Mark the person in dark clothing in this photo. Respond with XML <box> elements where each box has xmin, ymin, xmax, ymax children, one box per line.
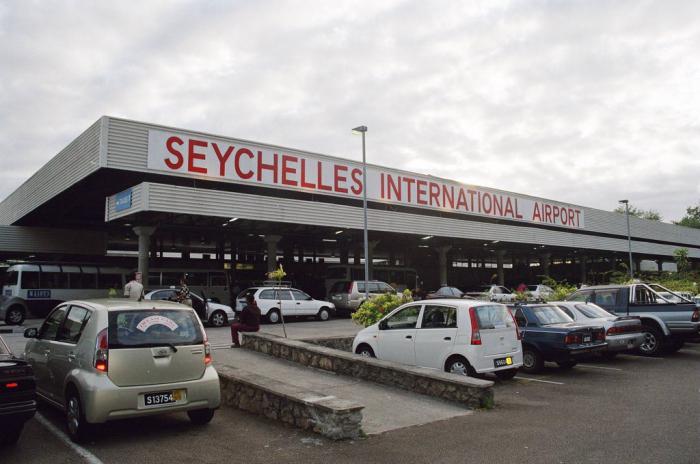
<box><xmin>231</xmin><ymin>294</ymin><xmax>261</xmax><ymax>347</ymax></box>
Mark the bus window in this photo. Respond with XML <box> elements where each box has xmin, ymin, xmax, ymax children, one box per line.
<box><xmin>22</xmin><ymin>271</ymin><xmax>41</xmax><ymax>289</ymax></box>
<box><xmin>43</xmin><ymin>272</ymin><xmax>68</xmax><ymax>289</ymax></box>
<box><xmin>5</xmin><ymin>271</ymin><xmax>19</xmax><ymax>286</ymax></box>
<box><xmin>81</xmin><ymin>273</ymin><xmax>97</xmax><ymax>289</ymax></box>
<box><xmin>98</xmin><ymin>273</ymin><xmax>122</xmax><ymax>289</ymax></box>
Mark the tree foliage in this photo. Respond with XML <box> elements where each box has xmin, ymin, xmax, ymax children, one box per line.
<box><xmin>674</xmin><ymin>203</ymin><xmax>700</xmax><ymax>229</ymax></box>
<box><xmin>613</xmin><ymin>204</ymin><xmax>662</xmax><ymax>221</ymax></box>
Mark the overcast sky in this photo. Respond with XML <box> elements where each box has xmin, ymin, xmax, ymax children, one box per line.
<box><xmin>1</xmin><ymin>0</ymin><xmax>699</xmax><ymax>221</ymax></box>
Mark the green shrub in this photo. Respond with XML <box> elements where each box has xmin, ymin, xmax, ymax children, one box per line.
<box><xmin>351</xmin><ymin>289</ymin><xmax>413</xmax><ymax>327</ymax></box>
<box><xmin>540</xmin><ymin>277</ymin><xmax>578</xmax><ymax>301</ymax></box>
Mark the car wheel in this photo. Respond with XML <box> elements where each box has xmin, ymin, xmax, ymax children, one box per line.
<box><xmin>208</xmin><ymin>311</ymin><xmax>227</xmax><ymax>327</ymax></box>
<box><xmin>4</xmin><ymin>305</ymin><xmax>25</xmax><ymax>325</ymax></box>
<box><xmin>638</xmin><ymin>324</ymin><xmax>664</xmax><ymax>356</ymax></box>
<box><xmin>267</xmin><ymin>309</ymin><xmax>281</xmax><ymax>324</ymax></box>
<box><xmin>187</xmin><ymin>408</ymin><xmax>215</xmax><ymax>425</ymax></box>
<box><xmin>317</xmin><ymin>307</ymin><xmax>330</xmax><ymax>321</ymax></box>
<box><xmin>521</xmin><ymin>348</ymin><xmax>544</xmax><ymax>373</ymax></box>
<box><xmin>556</xmin><ymin>360</ymin><xmax>577</xmax><ymax>370</ymax></box>
<box><xmin>445</xmin><ymin>356</ymin><xmax>476</xmax><ymax>377</ymax></box>
<box><xmin>494</xmin><ymin>368</ymin><xmax>518</xmax><ymax>381</ymax></box>
<box><xmin>65</xmin><ymin>390</ymin><xmax>92</xmax><ymax>443</ymax></box>
<box><xmin>355</xmin><ymin>344</ymin><xmax>375</xmax><ymax>358</ymax></box>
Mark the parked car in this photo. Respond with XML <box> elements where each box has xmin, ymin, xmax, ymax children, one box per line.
<box><xmin>465</xmin><ymin>285</ymin><xmax>516</xmax><ymax>303</ymax></box>
<box><xmin>552</xmin><ymin>301</ymin><xmax>644</xmax><ymax>359</ymax></box>
<box><xmin>0</xmin><ymin>335</ymin><xmax>36</xmax><ymax>445</ymax></box>
<box><xmin>23</xmin><ymin>299</ymin><xmax>221</xmax><ymax>442</ymax></box>
<box><xmin>236</xmin><ymin>287</ymin><xmax>336</xmax><ymax>323</ymax></box>
<box><xmin>566</xmin><ymin>283</ymin><xmax>700</xmax><ymax>355</ymax></box>
<box><xmin>526</xmin><ymin>284</ymin><xmax>554</xmax><ymax>302</ymax></box>
<box><xmin>144</xmin><ymin>289</ymin><xmax>236</xmax><ymax>327</ymax></box>
<box><xmin>425</xmin><ymin>286</ymin><xmax>470</xmax><ymax>299</ymax></box>
<box><xmin>352</xmin><ymin>299</ymin><xmax>523</xmax><ymax>380</ymax></box>
<box><xmin>328</xmin><ymin>280</ymin><xmax>396</xmax><ymax>315</ymax></box>
<box><xmin>510</xmin><ymin>304</ymin><xmax>607</xmax><ymax>373</ymax></box>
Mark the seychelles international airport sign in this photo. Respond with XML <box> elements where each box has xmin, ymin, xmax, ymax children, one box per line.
<box><xmin>147</xmin><ymin>129</ymin><xmax>584</xmax><ymax>229</ymax></box>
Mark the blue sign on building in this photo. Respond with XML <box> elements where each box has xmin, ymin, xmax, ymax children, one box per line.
<box><xmin>27</xmin><ymin>289</ymin><xmax>51</xmax><ymax>299</ymax></box>
<box><xmin>115</xmin><ymin>188</ymin><xmax>133</xmax><ymax>212</ymax></box>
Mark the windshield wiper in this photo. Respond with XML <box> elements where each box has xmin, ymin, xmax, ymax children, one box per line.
<box><xmin>165</xmin><ymin>343</ymin><xmax>178</xmax><ymax>353</ymax></box>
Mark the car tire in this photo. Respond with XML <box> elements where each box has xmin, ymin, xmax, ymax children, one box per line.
<box><xmin>208</xmin><ymin>311</ymin><xmax>227</xmax><ymax>327</ymax></box>
<box><xmin>317</xmin><ymin>307</ymin><xmax>330</xmax><ymax>321</ymax></box>
<box><xmin>638</xmin><ymin>324</ymin><xmax>665</xmax><ymax>356</ymax></box>
<box><xmin>187</xmin><ymin>409</ymin><xmax>215</xmax><ymax>425</ymax></box>
<box><xmin>521</xmin><ymin>347</ymin><xmax>544</xmax><ymax>373</ymax></box>
<box><xmin>355</xmin><ymin>344</ymin><xmax>375</xmax><ymax>358</ymax></box>
<box><xmin>4</xmin><ymin>305</ymin><xmax>25</xmax><ymax>325</ymax></box>
<box><xmin>65</xmin><ymin>390</ymin><xmax>92</xmax><ymax>443</ymax></box>
<box><xmin>445</xmin><ymin>355</ymin><xmax>476</xmax><ymax>377</ymax></box>
<box><xmin>556</xmin><ymin>360</ymin><xmax>577</xmax><ymax>370</ymax></box>
<box><xmin>494</xmin><ymin>368</ymin><xmax>518</xmax><ymax>381</ymax></box>
<box><xmin>266</xmin><ymin>309</ymin><xmax>281</xmax><ymax>324</ymax></box>
<box><xmin>664</xmin><ymin>338</ymin><xmax>685</xmax><ymax>354</ymax></box>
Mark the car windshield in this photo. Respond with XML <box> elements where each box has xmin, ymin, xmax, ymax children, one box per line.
<box><xmin>530</xmin><ymin>305</ymin><xmax>573</xmax><ymax>325</ymax></box>
<box><xmin>330</xmin><ymin>281</ymin><xmax>350</xmax><ymax>293</ymax></box>
<box><xmin>0</xmin><ymin>338</ymin><xmax>9</xmax><ymax>355</ymax></box>
<box><xmin>237</xmin><ymin>288</ymin><xmax>257</xmax><ymax>300</ymax></box>
<box><xmin>474</xmin><ymin>305</ymin><xmax>515</xmax><ymax>329</ymax></box>
<box><xmin>574</xmin><ymin>304</ymin><xmax>613</xmax><ymax>319</ymax></box>
<box><xmin>108</xmin><ymin>309</ymin><xmax>204</xmax><ymax>349</ymax></box>
<box><xmin>527</xmin><ymin>285</ymin><xmax>539</xmax><ymax>291</ymax></box>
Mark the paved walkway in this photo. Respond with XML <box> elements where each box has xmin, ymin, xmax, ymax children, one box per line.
<box><xmin>211</xmin><ymin>344</ymin><xmax>472</xmax><ymax>435</ymax></box>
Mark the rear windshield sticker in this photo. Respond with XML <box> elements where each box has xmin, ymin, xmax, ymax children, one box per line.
<box><xmin>136</xmin><ymin>315</ymin><xmax>179</xmax><ymax>332</ymax></box>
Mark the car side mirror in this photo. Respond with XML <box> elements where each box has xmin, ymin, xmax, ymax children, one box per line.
<box><xmin>379</xmin><ymin>320</ymin><xmax>388</xmax><ymax>330</ymax></box>
<box><xmin>24</xmin><ymin>328</ymin><xmax>38</xmax><ymax>338</ymax></box>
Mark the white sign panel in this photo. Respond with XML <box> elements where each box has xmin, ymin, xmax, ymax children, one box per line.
<box><xmin>147</xmin><ymin>130</ymin><xmax>584</xmax><ymax>229</ymax></box>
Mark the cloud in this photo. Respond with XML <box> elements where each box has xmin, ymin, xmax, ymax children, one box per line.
<box><xmin>1</xmin><ymin>0</ymin><xmax>699</xmax><ymax>221</ymax></box>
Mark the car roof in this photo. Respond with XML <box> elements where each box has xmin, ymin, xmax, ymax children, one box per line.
<box><xmin>62</xmin><ymin>299</ymin><xmax>193</xmax><ymax>311</ymax></box>
<box><xmin>419</xmin><ymin>298</ymin><xmax>503</xmax><ymax>307</ymax></box>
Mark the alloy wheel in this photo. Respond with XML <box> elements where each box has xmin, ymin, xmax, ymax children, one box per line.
<box><xmin>640</xmin><ymin>332</ymin><xmax>657</xmax><ymax>353</ymax></box>
<box><xmin>67</xmin><ymin>396</ymin><xmax>80</xmax><ymax>437</ymax></box>
<box><xmin>211</xmin><ymin>312</ymin><xmax>225</xmax><ymax>327</ymax></box>
<box><xmin>7</xmin><ymin>308</ymin><xmax>23</xmax><ymax>324</ymax></box>
<box><xmin>523</xmin><ymin>352</ymin><xmax>535</xmax><ymax>369</ymax></box>
<box><xmin>449</xmin><ymin>361</ymin><xmax>468</xmax><ymax>376</ymax></box>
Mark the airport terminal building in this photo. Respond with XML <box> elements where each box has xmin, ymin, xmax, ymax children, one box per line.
<box><xmin>1</xmin><ymin>116</ymin><xmax>699</xmax><ymax>300</ymax></box>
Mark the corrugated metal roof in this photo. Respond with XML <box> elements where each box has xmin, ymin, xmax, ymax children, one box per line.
<box><xmin>0</xmin><ymin>225</ymin><xmax>106</xmax><ymax>254</ymax></box>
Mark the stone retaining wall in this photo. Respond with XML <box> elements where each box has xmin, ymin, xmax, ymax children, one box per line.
<box><xmin>241</xmin><ymin>333</ymin><xmax>494</xmax><ymax>409</ymax></box>
<box><xmin>217</xmin><ymin>365</ymin><xmax>364</xmax><ymax>440</ymax></box>
<box><xmin>303</xmin><ymin>336</ymin><xmax>355</xmax><ymax>352</ymax></box>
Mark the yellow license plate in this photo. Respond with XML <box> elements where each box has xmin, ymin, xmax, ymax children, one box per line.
<box><xmin>505</xmin><ymin>357</ymin><xmax>513</xmax><ymax>365</ymax></box>
<box><xmin>172</xmin><ymin>390</ymin><xmax>183</xmax><ymax>401</ymax></box>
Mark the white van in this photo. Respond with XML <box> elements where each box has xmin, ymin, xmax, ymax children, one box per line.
<box><xmin>352</xmin><ymin>299</ymin><xmax>523</xmax><ymax>380</ymax></box>
<box><xmin>1</xmin><ymin>264</ymin><xmax>127</xmax><ymax>324</ymax></box>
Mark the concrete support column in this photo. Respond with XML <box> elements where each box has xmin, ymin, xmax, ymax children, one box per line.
<box><xmin>634</xmin><ymin>257</ymin><xmax>643</xmax><ymax>274</ymax></box>
<box><xmin>656</xmin><ymin>259</ymin><xmax>663</xmax><ymax>272</ymax></box>
<box><xmin>133</xmin><ymin>226</ymin><xmax>156</xmax><ymax>284</ymax></box>
<box><xmin>610</xmin><ymin>254</ymin><xmax>617</xmax><ymax>271</ymax></box>
<box><xmin>496</xmin><ymin>250</ymin><xmax>506</xmax><ymax>286</ymax></box>
<box><xmin>353</xmin><ymin>247</ymin><xmax>361</xmax><ymax>265</ymax></box>
<box><xmin>580</xmin><ymin>255</ymin><xmax>588</xmax><ymax>285</ymax></box>
<box><xmin>436</xmin><ymin>246</ymin><xmax>452</xmax><ymax>286</ymax></box>
<box><xmin>539</xmin><ymin>252</ymin><xmax>551</xmax><ymax>277</ymax></box>
<box><xmin>265</xmin><ymin>235</ymin><xmax>282</xmax><ymax>273</ymax></box>
<box><xmin>339</xmin><ymin>244</ymin><xmax>349</xmax><ymax>265</ymax></box>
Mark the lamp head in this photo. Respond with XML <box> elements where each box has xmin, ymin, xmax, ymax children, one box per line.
<box><xmin>352</xmin><ymin>125</ymin><xmax>368</xmax><ymax>134</ymax></box>
<box><xmin>618</xmin><ymin>199</ymin><xmax>629</xmax><ymax>204</ymax></box>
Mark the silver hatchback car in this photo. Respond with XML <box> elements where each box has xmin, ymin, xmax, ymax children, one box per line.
<box><xmin>23</xmin><ymin>299</ymin><xmax>220</xmax><ymax>442</ymax></box>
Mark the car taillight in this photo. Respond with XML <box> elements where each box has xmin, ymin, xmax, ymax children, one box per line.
<box><xmin>202</xmin><ymin>330</ymin><xmax>212</xmax><ymax>365</ymax></box>
<box><xmin>94</xmin><ymin>328</ymin><xmax>109</xmax><ymax>373</ymax></box>
<box><xmin>565</xmin><ymin>333</ymin><xmax>583</xmax><ymax>345</ymax></box>
<box><xmin>692</xmin><ymin>310</ymin><xmax>699</xmax><ymax>322</ymax></box>
<box><xmin>5</xmin><ymin>382</ymin><xmax>18</xmax><ymax>389</ymax></box>
<box><xmin>606</xmin><ymin>326</ymin><xmax>620</xmax><ymax>336</ymax></box>
<box><xmin>468</xmin><ymin>307</ymin><xmax>481</xmax><ymax>345</ymax></box>
<box><xmin>594</xmin><ymin>330</ymin><xmax>605</xmax><ymax>341</ymax></box>
<box><xmin>509</xmin><ymin>310</ymin><xmax>522</xmax><ymax>340</ymax></box>
<box><xmin>347</xmin><ymin>282</ymin><xmax>354</xmax><ymax>293</ymax></box>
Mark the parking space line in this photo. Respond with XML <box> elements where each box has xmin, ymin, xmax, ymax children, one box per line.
<box><xmin>513</xmin><ymin>376</ymin><xmax>565</xmax><ymax>385</ymax></box>
<box><xmin>35</xmin><ymin>412</ymin><xmax>104</xmax><ymax>464</ymax></box>
<box><xmin>576</xmin><ymin>364</ymin><xmax>623</xmax><ymax>371</ymax></box>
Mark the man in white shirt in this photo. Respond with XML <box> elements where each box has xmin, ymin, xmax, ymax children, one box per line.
<box><xmin>124</xmin><ymin>271</ymin><xmax>144</xmax><ymax>301</ymax></box>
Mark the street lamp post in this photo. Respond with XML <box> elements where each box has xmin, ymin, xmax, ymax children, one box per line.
<box><xmin>619</xmin><ymin>199</ymin><xmax>634</xmax><ymax>279</ymax></box>
<box><xmin>352</xmin><ymin>125</ymin><xmax>369</xmax><ymax>301</ymax></box>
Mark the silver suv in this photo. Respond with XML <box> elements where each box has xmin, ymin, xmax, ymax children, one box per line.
<box><xmin>328</xmin><ymin>280</ymin><xmax>396</xmax><ymax>315</ymax></box>
<box><xmin>23</xmin><ymin>299</ymin><xmax>220</xmax><ymax>442</ymax></box>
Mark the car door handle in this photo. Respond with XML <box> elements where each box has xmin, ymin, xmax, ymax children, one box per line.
<box><xmin>296</xmin><ymin>302</ymin><xmax>301</xmax><ymax>305</ymax></box>
<box><xmin>67</xmin><ymin>353</ymin><xmax>76</xmax><ymax>362</ymax></box>
<box><xmin>405</xmin><ymin>335</ymin><xmax>413</xmax><ymax>339</ymax></box>
<box><xmin>444</xmin><ymin>337</ymin><xmax>452</xmax><ymax>341</ymax></box>
<box><xmin>43</xmin><ymin>349</ymin><xmax>50</xmax><ymax>356</ymax></box>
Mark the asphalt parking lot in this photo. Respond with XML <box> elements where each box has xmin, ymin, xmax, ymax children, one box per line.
<box><xmin>2</xmin><ymin>319</ymin><xmax>699</xmax><ymax>463</ymax></box>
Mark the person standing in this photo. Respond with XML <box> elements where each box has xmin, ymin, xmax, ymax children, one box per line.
<box><xmin>124</xmin><ymin>271</ymin><xmax>144</xmax><ymax>301</ymax></box>
<box><xmin>176</xmin><ymin>274</ymin><xmax>192</xmax><ymax>307</ymax></box>
<box><xmin>231</xmin><ymin>294</ymin><xmax>260</xmax><ymax>347</ymax></box>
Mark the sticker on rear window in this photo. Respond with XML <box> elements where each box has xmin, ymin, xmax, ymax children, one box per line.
<box><xmin>136</xmin><ymin>315</ymin><xmax>179</xmax><ymax>332</ymax></box>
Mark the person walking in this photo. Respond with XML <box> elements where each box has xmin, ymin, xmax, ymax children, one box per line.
<box><xmin>231</xmin><ymin>294</ymin><xmax>260</xmax><ymax>347</ymax></box>
<box><xmin>175</xmin><ymin>274</ymin><xmax>192</xmax><ymax>307</ymax></box>
<box><xmin>124</xmin><ymin>271</ymin><xmax>144</xmax><ymax>301</ymax></box>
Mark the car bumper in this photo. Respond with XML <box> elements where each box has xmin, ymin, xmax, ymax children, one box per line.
<box><xmin>0</xmin><ymin>400</ymin><xmax>36</xmax><ymax>423</ymax></box>
<box><xmin>606</xmin><ymin>333</ymin><xmax>645</xmax><ymax>352</ymax></box>
<box><xmin>82</xmin><ymin>366</ymin><xmax>221</xmax><ymax>424</ymax></box>
<box><xmin>473</xmin><ymin>351</ymin><xmax>523</xmax><ymax>374</ymax></box>
<box><xmin>546</xmin><ymin>343</ymin><xmax>607</xmax><ymax>361</ymax></box>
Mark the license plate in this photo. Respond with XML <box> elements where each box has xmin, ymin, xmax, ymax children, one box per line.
<box><xmin>494</xmin><ymin>356</ymin><xmax>513</xmax><ymax>368</ymax></box>
<box><xmin>583</xmin><ymin>335</ymin><xmax>592</xmax><ymax>343</ymax></box>
<box><xmin>144</xmin><ymin>390</ymin><xmax>182</xmax><ymax>407</ymax></box>
<box><xmin>332</xmin><ymin>295</ymin><xmax>341</xmax><ymax>300</ymax></box>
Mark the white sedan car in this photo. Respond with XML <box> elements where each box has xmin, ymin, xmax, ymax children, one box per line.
<box><xmin>236</xmin><ymin>287</ymin><xmax>335</xmax><ymax>323</ymax></box>
<box><xmin>144</xmin><ymin>289</ymin><xmax>236</xmax><ymax>327</ymax></box>
<box><xmin>352</xmin><ymin>299</ymin><xmax>523</xmax><ymax>380</ymax></box>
